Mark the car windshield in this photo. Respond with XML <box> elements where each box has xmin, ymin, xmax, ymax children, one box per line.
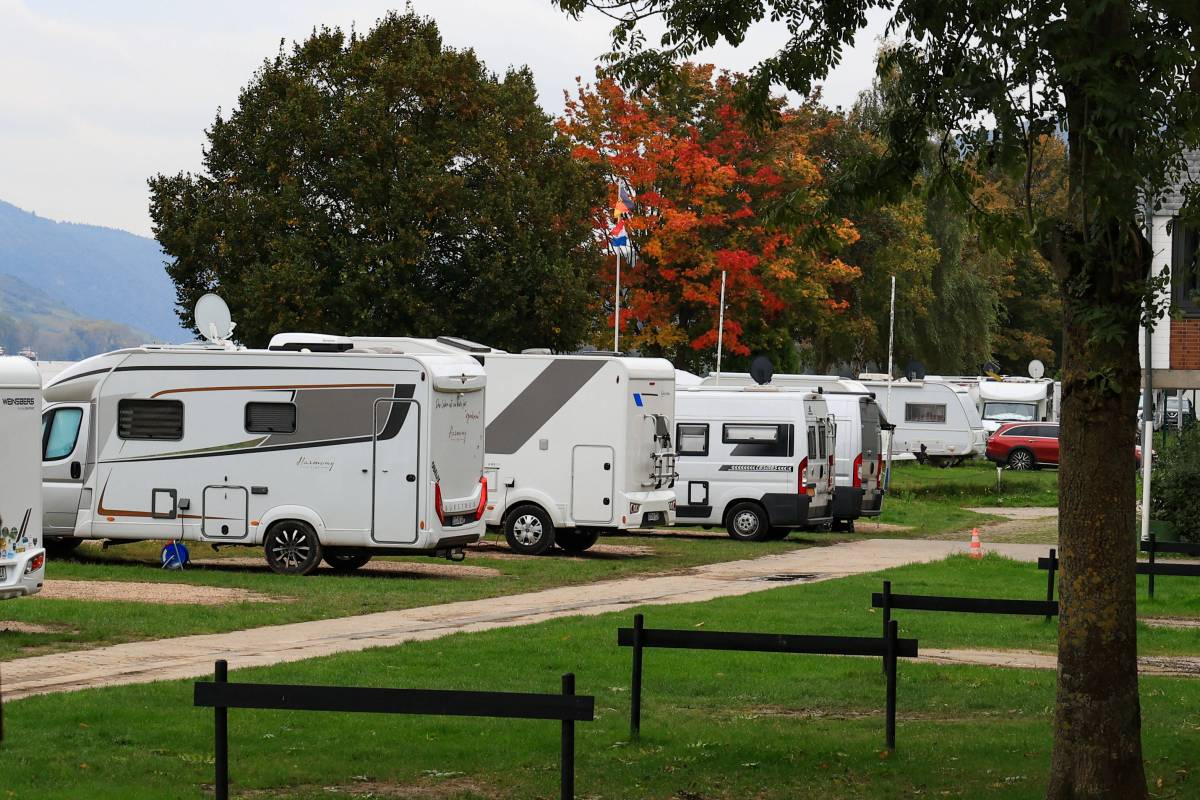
<box><xmin>983</xmin><ymin>402</ymin><xmax>1036</xmax><ymax>421</ymax></box>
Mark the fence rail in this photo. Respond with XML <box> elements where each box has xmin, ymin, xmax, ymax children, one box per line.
<box><xmin>1139</xmin><ymin>535</ymin><xmax>1200</xmax><ymax>597</ymax></box>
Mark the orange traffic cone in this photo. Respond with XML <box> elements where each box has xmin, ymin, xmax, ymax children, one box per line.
<box><xmin>969</xmin><ymin>528</ymin><xmax>983</xmax><ymax>560</ymax></box>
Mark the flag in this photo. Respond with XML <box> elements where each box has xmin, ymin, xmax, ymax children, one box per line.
<box><xmin>608</xmin><ymin>218</ymin><xmax>628</xmax><ymax>249</ymax></box>
<box><xmin>609</xmin><ymin>181</ymin><xmax>634</xmax><ymax>251</ymax></box>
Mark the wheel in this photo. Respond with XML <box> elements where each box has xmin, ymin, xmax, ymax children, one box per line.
<box><xmin>504</xmin><ymin>505</ymin><xmax>556</xmax><ymax>555</ymax></box>
<box><xmin>1007</xmin><ymin>448</ymin><xmax>1035</xmax><ymax>471</ymax></box>
<box><xmin>725</xmin><ymin>502</ymin><xmax>770</xmax><ymax>542</ymax></box>
<box><xmin>556</xmin><ymin>528</ymin><xmax>600</xmax><ymax>553</ymax></box>
<box><xmin>264</xmin><ymin>520</ymin><xmax>323</xmax><ymax>575</ymax></box>
<box><xmin>323</xmin><ymin>549</ymin><xmax>372</xmax><ymax>571</ymax></box>
<box><xmin>45</xmin><ymin>537</ymin><xmax>82</xmax><ymax>558</ymax></box>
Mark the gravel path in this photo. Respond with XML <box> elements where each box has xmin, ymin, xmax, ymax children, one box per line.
<box><xmin>3</xmin><ymin>539</ymin><xmax>1048</xmax><ymax>700</ymax></box>
<box><xmin>33</xmin><ymin>579</ymin><xmax>284</xmax><ymax>605</ymax></box>
<box><xmin>922</xmin><ymin>648</ymin><xmax>1200</xmax><ymax>677</ymax></box>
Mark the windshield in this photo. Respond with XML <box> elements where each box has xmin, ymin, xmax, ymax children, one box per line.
<box><xmin>983</xmin><ymin>402</ymin><xmax>1036</xmax><ymax>422</ymax></box>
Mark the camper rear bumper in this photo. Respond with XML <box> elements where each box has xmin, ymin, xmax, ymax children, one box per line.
<box><xmin>831</xmin><ymin>486</ymin><xmax>865</xmax><ymax>521</ymax></box>
<box><xmin>623</xmin><ymin>489</ymin><xmax>677</xmax><ymax>528</ymax></box>
<box><xmin>0</xmin><ymin>548</ymin><xmax>45</xmax><ymax>600</ymax></box>
<box><xmin>760</xmin><ymin>493</ymin><xmax>830</xmax><ymax>527</ymax></box>
<box><xmin>860</xmin><ymin>488</ymin><xmax>885</xmax><ymax>517</ymax></box>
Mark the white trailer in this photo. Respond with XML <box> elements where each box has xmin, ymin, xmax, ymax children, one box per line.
<box><xmin>673</xmin><ymin>387</ymin><xmax>836</xmax><ymax>540</ymax></box>
<box><xmin>1</xmin><ymin>356</ymin><xmax>46</xmax><ymax>599</ymax></box>
<box><xmin>269</xmin><ymin>334</ymin><xmax>679</xmax><ymax>555</ymax></box>
<box><xmin>857</xmin><ymin>378</ymin><xmax>986</xmax><ymax>465</ymax></box>
<box><xmin>976</xmin><ymin>378</ymin><xmax>1056</xmax><ymax>434</ymax></box>
<box><xmin>40</xmin><ymin>343</ymin><xmax>488</xmax><ymax>574</ymax></box>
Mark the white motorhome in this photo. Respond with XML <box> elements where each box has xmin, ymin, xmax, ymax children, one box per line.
<box><xmin>857</xmin><ymin>377</ymin><xmax>986</xmax><ymax>465</ymax></box>
<box><xmin>269</xmin><ymin>334</ymin><xmax>679</xmax><ymax>555</ymax></box>
<box><xmin>40</xmin><ymin>343</ymin><xmax>488</xmax><ymax>574</ymax></box>
<box><xmin>699</xmin><ymin>373</ymin><xmax>887</xmax><ymax>529</ymax></box>
<box><xmin>673</xmin><ymin>387</ymin><xmax>836</xmax><ymax>540</ymax></box>
<box><xmin>1</xmin><ymin>356</ymin><xmax>46</xmax><ymax>599</ymax></box>
<box><xmin>976</xmin><ymin>378</ymin><xmax>1056</xmax><ymax>434</ymax></box>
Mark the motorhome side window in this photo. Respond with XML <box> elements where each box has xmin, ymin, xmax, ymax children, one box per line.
<box><xmin>807</xmin><ymin>426</ymin><xmax>818</xmax><ymax>457</ymax></box>
<box><xmin>724</xmin><ymin>423</ymin><xmax>792</xmax><ymax>457</ymax></box>
<box><xmin>42</xmin><ymin>407</ymin><xmax>83</xmax><ymax>460</ymax></box>
<box><xmin>117</xmin><ymin>399</ymin><xmax>184</xmax><ymax>440</ymax></box>
<box><xmin>905</xmin><ymin>403</ymin><xmax>947</xmax><ymax>424</ymax></box>
<box><xmin>245</xmin><ymin>402</ymin><xmax>298</xmax><ymax>434</ymax></box>
<box><xmin>676</xmin><ymin>423</ymin><xmax>709</xmax><ymax>456</ymax></box>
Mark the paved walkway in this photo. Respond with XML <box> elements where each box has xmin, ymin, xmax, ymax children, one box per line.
<box><xmin>4</xmin><ymin>539</ymin><xmax>1049</xmax><ymax>701</ymax></box>
<box><xmin>925</xmin><ymin>648</ymin><xmax>1200</xmax><ymax>677</ymax></box>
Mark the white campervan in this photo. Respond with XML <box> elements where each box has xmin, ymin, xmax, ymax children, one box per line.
<box><xmin>858</xmin><ymin>377</ymin><xmax>986</xmax><ymax>466</ymax></box>
<box><xmin>269</xmin><ymin>335</ymin><xmax>679</xmax><ymax>555</ymax></box>
<box><xmin>40</xmin><ymin>343</ymin><xmax>488</xmax><ymax>574</ymax></box>
<box><xmin>700</xmin><ymin>373</ymin><xmax>888</xmax><ymax>530</ymax></box>
<box><xmin>674</xmin><ymin>387</ymin><xmax>836</xmax><ymax>540</ymax></box>
<box><xmin>976</xmin><ymin>378</ymin><xmax>1056</xmax><ymax>435</ymax></box>
<box><xmin>1</xmin><ymin>356</ymin><xmax>46</xmax><ymax>599</ymax></box>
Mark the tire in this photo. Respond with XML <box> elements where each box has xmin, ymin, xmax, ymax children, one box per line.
<box><xmin>1007</xmin><ymin>448</ymin><xmax>1035</xmax><ymax>471</ymax></box>
<box><xmin>323</xmin><ymin>549</ymin><xmax>372</xmax><ymax>572</ymax></box>
<box><xmin>504</xmin><ymin>505</ymin><xmax>556</xmax><ymax>556</ymax></box>
<box><xmin>45</xmin><ymin>537</ymin><xmax>82</xmax><ymax>558</ymax></box>
<box><xmin>725</xmin><ymin>502</ymin><xmax>770</xmax><ymax>542</ymax></box>
<box><xmin>264</xmin><ymin>520</ymin><xmax>323</xmax><ymax>575</ymax></box>
<box><xmin>556</xmin><ymin>528</ymin><xmax>600</xmax><ymax>553</ymax></box>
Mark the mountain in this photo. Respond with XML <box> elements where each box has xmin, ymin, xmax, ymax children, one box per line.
<box><xmin>0</xmin><ymin>200</ymin><xmax>186</xmax><ymax>343</ymax></box>
<box><xmin>0</xmin><ymin>274</ymin><xmax>153</xmax><ymax>360</ymax></box>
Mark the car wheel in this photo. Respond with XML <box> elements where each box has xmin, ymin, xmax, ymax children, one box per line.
<box><xmin>264</xmin><ymin>521</ymin><xmax>323</xmax><ymax>575</ymax></box>
<box><xmin>504</xmin><ymin>505</ymin><xmax>556</xmax><ymax>556</ymax></box>
<box><xmin>1007</xmin><ymin>448</ymin><xmax>1035</xmax><ymax>471</ymax></box>
<box><xmin>322</xmin><ymin>549</ymin><xmax>372</xmax><ymax>572</ymax></box>
<box><xmin>556</xmin><ymin>528</ymin><xmax>600</xmax><ymax>553</ymax></box>
<box><xmin>725</xmin><ymin>502</ymin><xmax>770</xmax><ymax>542</ymax></box>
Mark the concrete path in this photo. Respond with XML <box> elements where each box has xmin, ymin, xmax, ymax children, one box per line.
<box><xmin>924</xmin><ymin>648</ymin><xmax>1200</xmax><ymax>678</ymax></box>
<box><xmin>3</xmin><ymin>539</ymin><xmax>1049</xmax><ymax>701</ymax></box>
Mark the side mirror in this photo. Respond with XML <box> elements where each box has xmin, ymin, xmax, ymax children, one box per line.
<box><xmin>70</xmin><ymin>461</ymin><xmax>81</xmax><ymax>480</ymax></box>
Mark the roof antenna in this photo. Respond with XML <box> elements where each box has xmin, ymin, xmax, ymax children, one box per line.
<box><xmin>194</xmin><ymin>294</ymin><xmax>236</xmax><ymax>345</ymax></box>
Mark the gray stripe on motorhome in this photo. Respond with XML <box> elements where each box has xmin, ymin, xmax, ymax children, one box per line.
<box><xmin>262</xmin><ymin>386</ymin><xmax>409</xmax><ymax>448</ymax></box>
<box><xmin>485</xmin><ymin>359</ymin><xmax>607</xmax><ymax>455</ymax></box>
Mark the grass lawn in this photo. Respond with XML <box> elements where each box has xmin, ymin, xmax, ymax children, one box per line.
<box><xmin>886</xmin><ymin>460</ymin><xmax>1059</xmax><ymax>508</ymax></box>
<box><xmin>1</xmin><ymin>555</ymin><xmax>1196</xmax><ymax>799</ymax></box>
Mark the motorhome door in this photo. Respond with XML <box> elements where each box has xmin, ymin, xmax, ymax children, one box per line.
<box><xmin>571</xmin><ymin>445</ymin><xmax>614</xmax><ymax>524</ymax></box>
<box><xmin>41</xmin><ymin>403</ymin><xmax>89</xmax><ymax>537</ymax></box>
<box><xmin>372</xmin><ymin>398</ymin><xmax>420</xmax><ymax>543</ymax></box>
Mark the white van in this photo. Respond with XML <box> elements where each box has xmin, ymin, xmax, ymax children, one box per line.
<box><xmin>270</xmin><ymin>334</ymin><xmax>679</xmax><ymax>555</ymax></box>
<box><xmin>976</xmin><ymin>378</ymin><xmax>1056</xmax><ymax>435</ymax></box>
<box><xmin>40</xmin><ymin>343</ymin><xmax>487</xmax><ymax>574</ymax></box>
<box><xmin>1</xmin><ymin>356</ymin><xmax>46</xmax><ymax>599</ymax></box>
<box><xmin>673</xmin><ymin>387</ymin><xmax>835</xmax><ymax>540</ymax></box>
<box><xmin>858</xmin><ymin>378</ymin><xmax>986</xmax><ymax>465</ymax></box>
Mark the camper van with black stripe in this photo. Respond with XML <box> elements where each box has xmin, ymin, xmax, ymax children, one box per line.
<box><xmin>39</xmin><ymin>341</ymin><xmax>488</xmax><ymax>574</ymax></box>
<box><xmin>673</xmin><ymin>387</ymin><xmax>836</xmax><ymax>541</ymax></box>
<box><xmin>268</xmin><ymin>334</ymin><xmax>679</xmax><ymax>555</ymax></box>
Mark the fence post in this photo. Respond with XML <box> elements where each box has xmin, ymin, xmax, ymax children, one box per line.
<box><xmin>631</xmin><ymin>613</ymin><xmax>644</xmax><ymax>739</ymax></box>
<box><xmin>881</xmin><ymin>580</ymin><xmax>892</xmax><ymax>674</ymax></box>
<box><xmin>885</xmin><ymin>620</ymin><xmax>898</xmax><ymax>750</ymax></box>
<box><xmin>214</xmin><ymin>659</ymin><xmax>229</xmax><ymax>800</ymax></box>
<box><xmin>1148</xmin><ymin>533</ymin><xmax>1157</xmax><ymax>599</ymax></box>
<box><xmin>1045</xmin><ymin>548</ymin><xmax>1057</xmax><ymax>623</ymax></box>
<box><xmin>561</xmin><ymin>673</ymin><xmax>575</xmax><ymax>800</ymax></box>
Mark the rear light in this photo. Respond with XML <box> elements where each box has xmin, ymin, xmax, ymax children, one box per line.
<box><xmin>475</xmin><ymin>476</ymin><xmax>488</xmax><ymax>521</ymax></box>
<box><xmin>434</xmin><ymin>482</ymin><xmax>445</xmax><ymax>525</ymax></box>
<box><xmin>25</xmin><ymin>552</ymin><xmax>45</xmax><ymax>574</ymax></box>
<box><xmin>629</xmin><ymin>502</ymin><xmax>641</xmax><ymax>514</ymax></box>
<box><xmin>668</xmin><ymin>499</ymin><xmax>677</xmax><ymax>511</ymax></box>
<box><xmin>853</xmin><ymin>453</ymin><xmax>863</xmax><ymax>488</ymax></box>
<box><xmin>797</xmin><ymin>457</ymin><xmax>808</xmax><ymax>494</ymax></box>
<box><xmin>877</xmin><ymin>455</ymin><xmax>884</xmax><ymax>484</ymax></box>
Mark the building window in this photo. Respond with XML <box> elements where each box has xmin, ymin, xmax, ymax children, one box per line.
<box><xmin>1173</xmin><ymin>218</ymin><xmax>1200</xmax><ymax>314</ymax></box>
<box><xmin>118</xmin><ymin>399</ymin><xmax>184</xmax><ymax>440</ymax></box>
<box><xmin>245</xmin><ymin>402</ymin><xmax>297</xmax><ymax>434</ymax></box>
<box><xmin>905</xmin><ymin>403</ymin><xmax>947</xmax><ymax>424</ymax></box>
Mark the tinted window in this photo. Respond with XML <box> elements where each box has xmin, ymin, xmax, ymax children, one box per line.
<box><xmin>676</xmin><ymin>423</ymin><xmax>709</xmax><ymax>456</ymax></box>
<box><xmin>1037</xmin><ymin>425</ymin><xmax>1060</xmax><ymax>439</ymax></box>
<box><xmin>725</xmin><ymin>423</ymin><xmax>793</xmax><ymax>457</ymax></box>
<box><xmin>807</xmin><ymin>426</ymin><xmax>818</xmax><ymax>457</ymax></box>
<box><xmin>245</xmin><ymin>402</ymin><xmax>297</xmax><ymax>434</ymax></box>
<box><xmin>43</xmin><ymin>407</ymin><xmax>83</xmax><ymax>461</ymax></box>
<box><xmin>905</xmin><ymin>403</ymin><xmax>947</xmax><ymax>424</ymax></box>
<box><xmin>118</xmin><ymin>399</ymin><xmax>184</xmax><ymax>440</ymax></box>
<box><xmin>1004</xmin><ymin>425</ymin><xmax>1034</xmax><ymax>437</ymax></box>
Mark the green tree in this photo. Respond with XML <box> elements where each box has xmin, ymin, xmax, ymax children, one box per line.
<box><xmin>151</xmin><ymin>11</ymin><xmax>604</xmax><ymax>351</ymax></box>
<box><xmin>555</xmin><ymin>0</ymin><xmax>1199</xmax><ymax>795</ymax></box>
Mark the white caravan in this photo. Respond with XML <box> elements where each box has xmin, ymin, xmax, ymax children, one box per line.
<box><xmin>699</xmin><ymin>373</ymin><xmax>887</xmax><ymax>529</ymax></box>
<box><xmin>269</xmin><ymin>334</ymin><xmax>679</xmax><ymax>555</ymax></box>
<box><xmin>857</xmin><ymin>378</ymin><xmax>986</xmax><ymax>465</ymax></box>
<box><xmin>673</xmin><ymin>387</ymin><xmax>836</xmax><ymax>540</ymax></box>
<box><xmin>40</xmin><ymin>343</ymin><xmax>487</xmax><ymax>574</ymax></box>
<box><xmin>1</xmin><ymin>357</ymin><xmax>46</xmax><ymax>599</ymax></box>
<box><xmin>976</xmin><ymin>378</ymin><xmax>1056</xmax><ymax>434</ymax></box>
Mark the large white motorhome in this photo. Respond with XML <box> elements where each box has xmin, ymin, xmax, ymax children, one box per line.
<box><xmin>673</xmin><ymin>387</ymin><xmax>836</xmax><ymax>540</ymax></box>
<box><xmin>975</xmin><ymin>378</ymin><xmax>1056</xmax><ymax>435</ymax></box>
<box><xmin>269</xmin><ymin>334</ymin><xmax>679</xmax><ymax>555</ymax></box>
<box><xmin>1</xmin><ymin>356</ymin><xmax>46</xmax><ymax>599</ymax></box>
<box><xmin>699</xmin><ymin>373</ymin><xmax>887</xmax><ymax>530</ymax></box>
<box><xmin>40</xmin><ymin>343</ymin><xmax>488</xmax><ymax>574</ymax></box>
<box><xmin>857</xmin><ymin>377</ymin><xmax>986</xmax><ymax>465</ymax></box>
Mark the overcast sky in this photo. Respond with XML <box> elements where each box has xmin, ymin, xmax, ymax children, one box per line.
<box><xmin>0</xmin><ymin>0</ymin><xmax>889</xmax><ymax>237</ymax></box>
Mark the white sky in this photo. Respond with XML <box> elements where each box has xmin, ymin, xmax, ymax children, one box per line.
<box><xmin>0</xmin><ymin>0</ymin><xmax>889</xmax><ymax>237</ymax></box>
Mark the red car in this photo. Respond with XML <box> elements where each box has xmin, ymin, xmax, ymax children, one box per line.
<box><xmin>986</xmin><ymin>422</ymin><xmax>1142</xmax><ymax>470</ymax></box>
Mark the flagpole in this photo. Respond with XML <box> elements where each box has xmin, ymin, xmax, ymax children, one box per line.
<box><xmin>614</xmin><ymin>249</ymin><xmax>621</xmax><ymax>353</ymax></box>
<box><xmin>715</xmin><ymin>270</ymin><xmax>726</xmax><ymax>384</ymax></box>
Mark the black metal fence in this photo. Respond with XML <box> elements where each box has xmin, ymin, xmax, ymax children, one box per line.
<box><xmin>872</xmin><ymin>578</ymin><xmax>1060</xmax><ymax>636</ymax></box>
<box><xmin>1139</xmin><ymin>535</ymin><xmax>1200</xmax><ymax>597</ymax></box>
<box><xmin>194</xmin><ymin>660</ymin><xmax>595</xmax><ymax>800</ymax></box>
<box><xmin>616</xmin><ymin>613</ymin><xmax>917</xmax><ymax>749</ymax></box>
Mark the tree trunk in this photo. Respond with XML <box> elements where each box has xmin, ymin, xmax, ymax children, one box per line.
<box><xmin>1046</xmin><ymin>3</ymin><xmax>1149</xmax><ymax>796</ymax></box>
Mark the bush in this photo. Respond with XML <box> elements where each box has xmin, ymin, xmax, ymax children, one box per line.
<box><xmin>1149</xmin><ymin>427</ymin><xmax>1200</xmax><ymax>543</ymax></box>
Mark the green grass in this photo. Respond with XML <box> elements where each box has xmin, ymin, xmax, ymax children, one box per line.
<box><xmin>887</xmin><ymin>460</ymin><xmax>1060</xmax><ymax>508</ymax></box>
<box><xmin>0</xmin><ymin>532</ymin><xmax>814</xmax><ymax>660</ymax></box>
<box><xmin>1</xmin><ymin>556</ymin><xmax>1196</xmax><ymax>799</ymax></box>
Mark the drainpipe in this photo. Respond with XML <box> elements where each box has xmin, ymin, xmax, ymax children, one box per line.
<box><xmin>1140</xmin><ymin>201</ymin><xmax>1154</xmax><ymax>542</ymax></box>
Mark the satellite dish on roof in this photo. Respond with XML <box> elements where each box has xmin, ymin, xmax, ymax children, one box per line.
<box><xmin>1028</xmin><ymin>359</ymin><xmax>1046</xmax><ymax>379</ymax></box>
<box><xmin>750</xmin><ymin>355</ymin><xmax>774</xmax><ymax>386</ymax></box>
<box><xmin>906</xmin><ymin>360</ymin><xmax>926</xmax><ymax>381</ymax></box>
<box><xmin>194</xmin><ymin>294</ymin><xmax>235</xmax><ymax>342</ymax></box>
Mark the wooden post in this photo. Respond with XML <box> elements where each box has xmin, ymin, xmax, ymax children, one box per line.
<box><xmin>630</xmin><ymin>613</ymin><xmax>644</xmax><ymax>739</ymax></box>
<box><xmin>885</xmin><ymin>620</ymin><xmax>898</xmax><ymax>750</ymax></box>
<box><xmin>561</xmin><ymin>673</ymin><xmax>575</xmax><ymax>800</ymax></box>
<box><xmin>881</xmin><ymin>580</ymin><xmax>892</xmax><ymax>673</ymax></box>
<box><xmin>1148</xmin><ymin>533</ymin><xmax>1157</xmax><ymax>599</ymax></box>
<box><xmin>1045</xmin><ymin>548</ymin><xmax>1057</xmax><ymax>622</ymax></box>
<box><xmin>214</xmin><ymin>659</ymin><xmax>229</xmax><ymax>800</ymax></box>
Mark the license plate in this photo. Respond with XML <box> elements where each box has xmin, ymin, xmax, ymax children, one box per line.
<box><xmin>643</xmin><ymin>512</ymin><xmax>663</xmax><ymax>525</ymax></box>
<box><xmin>450</xmin><ymin>515</ymin><xmax>467</xmax><ymax>527</ymax></box>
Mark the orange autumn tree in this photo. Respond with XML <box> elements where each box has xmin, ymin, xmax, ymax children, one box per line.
<box><xmin>557</xmin><ymin>65</ymin><xmax>859</xmax><ymax>372</ymax></box>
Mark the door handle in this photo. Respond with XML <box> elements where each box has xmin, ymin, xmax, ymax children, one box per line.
<box><xmin>70</xmin><ymin>461</ymin><xmax>81</xmax><ymax>480</ymax></box>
